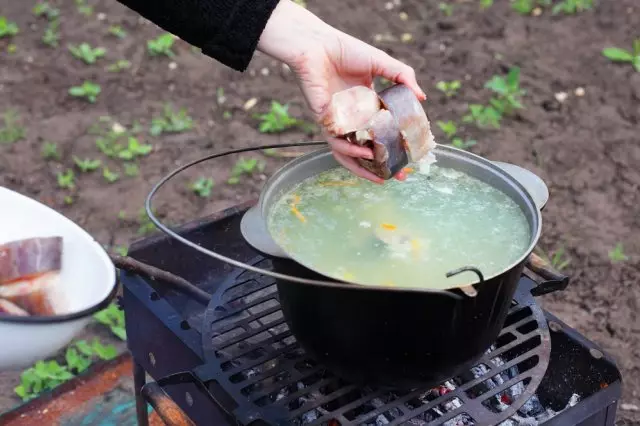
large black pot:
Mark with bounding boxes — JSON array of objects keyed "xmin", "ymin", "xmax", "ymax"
[{"xmin": 240, "ymin": 145, "xmax": 550, "ymax": 388}]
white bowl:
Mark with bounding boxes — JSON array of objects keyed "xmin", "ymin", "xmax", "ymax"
[{"xmin": 0, "ymin": 187, "xmax": 117, "ymax": 370}]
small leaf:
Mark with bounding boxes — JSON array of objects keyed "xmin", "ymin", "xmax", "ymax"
[
  {"xmin": 602, "ymin": 47, "xmax": 634, "ymax": 62},
  {"xmin": 69, "ymin": 87, "xmax": 85, "ymax": 96}
]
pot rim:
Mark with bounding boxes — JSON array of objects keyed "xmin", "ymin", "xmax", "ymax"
[{"xmin": 257, "ymin": 144, "xmax": 542, "ymax": 291}]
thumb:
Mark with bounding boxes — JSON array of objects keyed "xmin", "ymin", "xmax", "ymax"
[{"xmin": 371, "ymin": 51, "xmax": 426, "ymax": 101}]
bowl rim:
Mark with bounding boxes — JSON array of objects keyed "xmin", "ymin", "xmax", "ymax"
[{"xmin": 0, "ymin": 186, "xmax": 119, "ymax": 324}]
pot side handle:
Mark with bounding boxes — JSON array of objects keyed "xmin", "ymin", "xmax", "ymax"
[
  {"xmin": 240, "ymin": 205, "xmax": 290, "ymax": 259},
  {"xmin": 491, "ymin": 161, "xmax": 549, "ymax": 211}
]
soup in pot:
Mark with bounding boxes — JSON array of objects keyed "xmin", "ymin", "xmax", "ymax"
[{"xmin": 266, "ymin": 165, "xmax": 531, "ymax": 289}]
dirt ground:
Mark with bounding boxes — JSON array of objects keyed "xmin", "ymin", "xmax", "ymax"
[{"xmin": 0, "ymin": 0, "xmax": 638, "ymax": 423}]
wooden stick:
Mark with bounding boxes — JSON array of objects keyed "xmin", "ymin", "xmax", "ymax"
[{"xmin": 110, "ymin": 255, "xmax": 211, "ymax": 305}]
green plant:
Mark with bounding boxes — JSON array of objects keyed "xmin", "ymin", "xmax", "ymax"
[
  {"xmin": 75, "ymin": 0, "xmax": 93, "ymax": 16},
  {"xmin": 436, "ymin": 80, "xmax": 461, "ymax": 97},
  {"xmin": 484, "ymin": 67, "xmax": 526, "ymax": 115},
  {"xmin": 14, "ymin": 339, "xmax": 118, "ymax": 401},
  {"xmin": 609, "ymin": 243, "xmax": 628, "ymax": 263},
  {"xmin": 0, "ymin": 16, "xmax": 19, "ymax": 38},
  {"xmin": 42, "ymin": 20, "xmax": 60, "ymax": 47},
  {"xmin": 69, "ymin": 43, "xmax": 106, "ymax": 64},
  {"xmin": 549, "ymin": 246, "xmax": 571, "ymax": 271},
  {"xmin": 147, "ymin": 33, "xmax": 175, "ymax": 57},
  {"xmin": 102, "ymin": 167, "xmax": 120, "ymax": 183},
  {"xmin": 113, "ymin": 245, "xmax": 128, "ymax": 256},
  {"xmin": 41, "ymin": 142, "xmax": 60, "ymax": 160},
  {"xmin": 479, "ymin": 0, "xmax": 494, "ymax": 9},
  {"xmin": 150, "ymin": 104, "xmax": 194, "ymax": 136},
  {"xmin": 124, "ymin": 162, "xmax": 139, "ymax": 177},
  {"xmin": 64, "ymin": 195, "xmax": 74, "ymax": 205},
  {"xmin": 107, "ymin": 59, "xmax": 131, "ymax": 72},
  {"xmin": 0, "ymin": 110, "xmax": 26, "ymax": 144},
  {"xmin": 602, "ymin": 40, "xmax": 640, "ymax": 72},
  {"xmin": 14, "ymin": 360, "xmax": 74, "ymax": 401},
  {"xmin": 69, "ymin": 81, "xmax": 101, "ymax": 103},
  {"xmin": 7, "ymin": 43, "xmax": 17, "ymax": 54},
  {"xmin": 463, "ymin": 104, "xmax": 502, "ymax": 129},
  {"xmin": 552, "ymin": 0, "xmax": 593, "ymax": 14},
  {"xmin": 190, "ymin": 177, "xmax": 214, "ymax": 197},
  {"xmin": 117, "ymin": 137, "xmax": 152, "ymax": 160},
  {"xmin": 436, "ymin": 120, "xmax": 457, "ymax": 138},
  {"xmin": 228, "ymin": 158, "xmax": 265, "ymax": 184},
  {"xmin": 137, "ymin": 207, "xmax": 157, "ymax": 235},
  {"xmin": 93, "ymin": 303, "xmax": 126, "ymax": 340},
  {"xmin": 57, "ymin": 169, "xmax": 75, "ymax": 189},
  {"xmin": 254, "ymin": 101, "xmax": 315, "ymax": 134},
  {"xmin": 32, "ymin": 2, "xmax": 60, "ymax": 20},
  {"xmin": 73, "ymin": 156, "xmax": 101, "ymax": 172},
  {"xmin": 511, "ymin": 0, "xmax": 535, "ymax": 14},
  {"xmin": 108, "ymin": 25, "xmax": 127, "ymax": 38},
  {"xmin": 439, "ymin": 2, "xmax": 454, "ymax": 16},
  {"xmin": 451, "ymin": 137, "xmax": 477, "ymax": 150}
]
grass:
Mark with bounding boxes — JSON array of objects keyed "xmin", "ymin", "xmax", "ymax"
[
  {"xmin": 602, "ymin": 39, "xmax": 640, "ymax": 72},
  {"xmin": 0, "ymin": 110, "xmax": 26, "ymax": 144}
]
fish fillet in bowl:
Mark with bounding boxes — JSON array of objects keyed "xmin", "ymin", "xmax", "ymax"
[{"xmin": 0, "ymin": 187, "xmax": 117, "ymax": 370}]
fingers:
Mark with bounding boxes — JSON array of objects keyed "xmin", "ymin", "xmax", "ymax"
[
  {"xmin": 332, "ymin": 151, "xmax": 384, "ymax": 184},
  {"xmin": 372, "ymin": 51, "xmax": 426, "ymax": 101},
  {"xmin": 394, "ymin": 170, "xmax": 407, "ymax": 181},
  {"xmin": 326, "ymin": 136, "xmax": 374, "ymax": 160}
]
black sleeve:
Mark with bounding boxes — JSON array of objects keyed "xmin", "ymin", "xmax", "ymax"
[{"xmin": 115, "ymin": 0, "xmax": 281, "ymax": 71}]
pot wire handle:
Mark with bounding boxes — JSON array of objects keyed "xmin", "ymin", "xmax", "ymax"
[{"xmin": 446, "ymin": 266, "xmax": 484, "ymax": 297}]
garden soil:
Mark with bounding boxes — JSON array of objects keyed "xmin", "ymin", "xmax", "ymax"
[{"xmin": 0, "ymin": 0, "xmax": 638, "ymax": 423}]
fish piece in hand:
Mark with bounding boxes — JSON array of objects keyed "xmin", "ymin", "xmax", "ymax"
[
  {"xmin": 378, "ymin": 84, "xmax": 437, "ymax": 164},
  {"xmin": 325, "ymin": 84, "xmax": 437, "ymax": 180},
  {"xmin": 0, "ymin": 298, "xmax": 29, "ymax": 316},
  {"xmin": 0, "ymin": 236, "xmax": 63, "ymax": 285},
  {"xmin": 0, "ymin": 271, "xmax": 58, "ymax": 316},
  {"xmin": 323, "ymin": 86, "xmax": 383, "ymax": 136},
  {"xmin": 349, "ymin": 109, "xmax": 409, "ymax": 179}
]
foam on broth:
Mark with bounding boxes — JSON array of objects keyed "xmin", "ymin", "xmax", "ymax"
[{"xmin": 266, "ymin": 165, "xmax": 531, "ymax": 289}]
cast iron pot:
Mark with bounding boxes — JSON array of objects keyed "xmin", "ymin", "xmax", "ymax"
[{"xmin": 240, "ymin": 144, "xmax": 549, "ymax": 389}]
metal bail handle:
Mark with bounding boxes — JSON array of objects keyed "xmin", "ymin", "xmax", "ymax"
[
  {"xmin": 446, "ymin": 266, "xmax": 484, "ymax": 297},
  {"xmin": 144, "ymin": 141, "xmax": 463, "ymax": 299}
]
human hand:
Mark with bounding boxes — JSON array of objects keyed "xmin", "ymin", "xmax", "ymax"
[{"xmin": 257, "ymin": 0, "xmax": 425, "ymax": 184}]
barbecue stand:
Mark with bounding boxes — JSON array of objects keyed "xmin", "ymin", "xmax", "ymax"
[{"xmin": 122, "ymin": 144, "xmax": 622, "ymax": 426}]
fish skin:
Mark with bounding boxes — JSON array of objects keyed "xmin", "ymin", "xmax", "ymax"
[{"xmin": 0, "ymin": 236, "xmax": 63, "ymax": 285}]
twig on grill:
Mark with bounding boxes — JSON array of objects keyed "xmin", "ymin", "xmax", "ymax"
[{"xmin": 110, "ymin": 255, "xmax": 211, "ymax": 305}]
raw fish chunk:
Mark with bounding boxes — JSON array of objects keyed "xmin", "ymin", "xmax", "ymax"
[
  {"xmin": 0, "ymin": 272, "xmax": 59, "ymax": 316},
  {"xmin": 0, "ymin": 236, "xmax": 63, "ymax": 284},
  {"xmin": 0, "ymin": 298, "xmax": 29, "ymax": 316}
]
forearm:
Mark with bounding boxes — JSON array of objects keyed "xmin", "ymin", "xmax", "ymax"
[{"xmin": 115, "ymin": 0, "xmax": 280, "ymax": 71}]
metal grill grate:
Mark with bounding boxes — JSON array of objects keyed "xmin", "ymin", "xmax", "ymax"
[{"xmin": 200, "ymin": 257, "xmax": 551, "ymax": 426}]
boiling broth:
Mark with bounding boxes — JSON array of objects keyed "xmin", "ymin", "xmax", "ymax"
[{"xmin": 266, "ymin": 165, "xmax": 531, "ymax": 289}]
